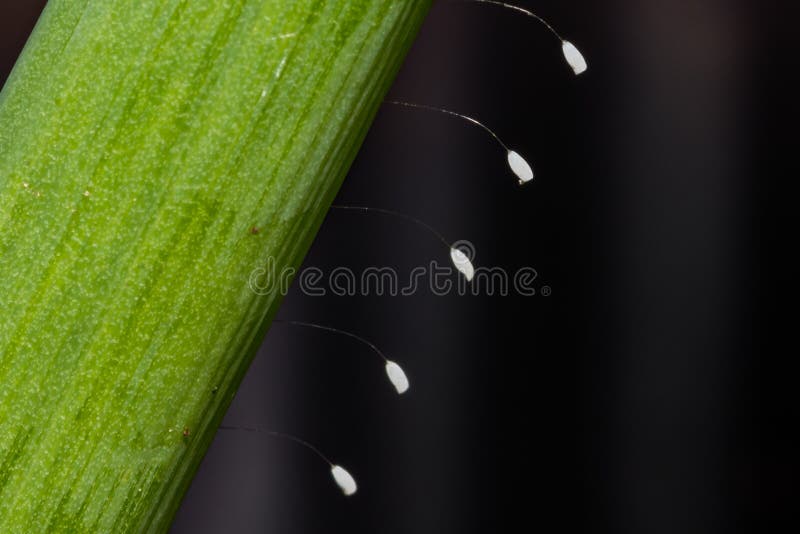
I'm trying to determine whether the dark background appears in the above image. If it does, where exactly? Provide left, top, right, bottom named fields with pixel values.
left=2, top=1, right=798, bottom=533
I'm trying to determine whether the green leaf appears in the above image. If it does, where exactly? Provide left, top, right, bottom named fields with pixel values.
left=0, top=1, right=431, bottom=531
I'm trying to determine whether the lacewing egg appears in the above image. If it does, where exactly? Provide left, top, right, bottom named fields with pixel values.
left=331, top=465, right=358, bottom=496
left=507, top=150, right=534, bottom=184
left=450, top=247, right=475, bottom=282
left=385, top=360, right=410, bottom=395
left=562, top=40, right=588, bottom=75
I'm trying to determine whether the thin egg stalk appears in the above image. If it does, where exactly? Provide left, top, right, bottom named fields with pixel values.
left=385, top=100, right=535, bottom=187
left=331, top=465, right=358, bottom=496
left=462, top=1, right=589, bottom=76
left=332, top=205, right=478, bottom=283
left=275, top=320, right=411, bottom=396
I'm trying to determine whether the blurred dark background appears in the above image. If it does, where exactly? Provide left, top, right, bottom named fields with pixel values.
left=2, top=1, right=798, bottom=533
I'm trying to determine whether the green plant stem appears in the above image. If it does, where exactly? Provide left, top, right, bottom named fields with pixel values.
left=0, top=1, right=431, bottom=531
